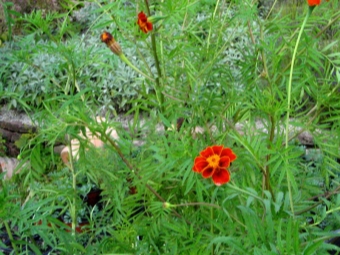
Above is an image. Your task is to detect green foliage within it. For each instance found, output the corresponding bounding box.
[1,0,340,254]
[1,1,21,41]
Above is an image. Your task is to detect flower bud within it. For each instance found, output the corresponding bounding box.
[100,31,122,56]
[163,202,172,209]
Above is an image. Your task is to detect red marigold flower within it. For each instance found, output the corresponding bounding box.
[192,145,237,186]
[137,11,153,33]
[307,0,321,6]
[100,31,122,56]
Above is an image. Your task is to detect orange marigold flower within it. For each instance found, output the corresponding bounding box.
[307,0,321,6]
[192,145,237,186]
[137,11,153,33]
[100,31,122,56]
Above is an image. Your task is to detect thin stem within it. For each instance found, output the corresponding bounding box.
[285,9,311,216]
[295,184,340,216]
[119,54,155,82]
[211,207,214,255]
[144,0,164,113]
[258,22,272,91]
[228,182,264,203]
[282,104,318,146]
[247,20,255,45]
[174,202,221,209]
[265,0,278,20]
[316,13,340,38]
[206,0,220,52]
[210,191,217,255]
[226,123,267,176]
[66,136,77,235]
[278,9,340,76]
[264,115,275,200]
[250,17,274,198]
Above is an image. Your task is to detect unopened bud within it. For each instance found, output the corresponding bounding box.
[100,31,122,56]
[163,202,172,209]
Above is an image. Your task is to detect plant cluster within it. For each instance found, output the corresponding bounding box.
[1,0,340,254]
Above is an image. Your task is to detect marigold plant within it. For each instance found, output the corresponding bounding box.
[1,0,340,254]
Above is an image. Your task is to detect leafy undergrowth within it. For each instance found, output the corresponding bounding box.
[1,0,340,254]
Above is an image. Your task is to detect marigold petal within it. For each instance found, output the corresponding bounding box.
[137,19,142,27]
[193,157,208,172]
[100,31,113,44]
[138,11,148,21]
[137,11,153,33]
[307,0,320,6]
[211,145,223,156]
[146,22,153,31]
[200,146,214,158]
[219,156,230,168]
[202,167,215,178]
[194,156,206,164]
[221,148,237,162]
[142,26,148,33]
[212,168,230,186]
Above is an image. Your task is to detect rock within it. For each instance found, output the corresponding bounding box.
[60,117,119,164]
[0,107,37,157]
[0,157,20,179]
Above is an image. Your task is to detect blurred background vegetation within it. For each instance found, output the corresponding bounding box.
[1,0,340,254]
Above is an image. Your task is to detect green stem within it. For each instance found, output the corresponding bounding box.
[210,191,216,255]
[228,182,264,203]
[66,136,77,235]
[264,115,275,200]
[206,0,220,52]
[295,184,340,216]
[119,54,155,82]
[265,0,278,20]
[174,202,221,209]
[144,0,164,113]
[71,173,77,235]
[316,12,340,38]
[285,8,311,216]
[211,207,214,255]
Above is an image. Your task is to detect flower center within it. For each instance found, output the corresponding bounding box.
[206,155,220,168]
